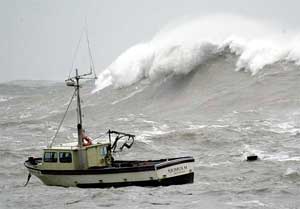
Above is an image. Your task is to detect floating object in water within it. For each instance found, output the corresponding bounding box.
[247,155,258,161]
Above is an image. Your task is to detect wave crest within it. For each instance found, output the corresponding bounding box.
[94,15,300,92]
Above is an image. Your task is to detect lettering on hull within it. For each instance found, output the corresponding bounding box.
[168,165,188,175]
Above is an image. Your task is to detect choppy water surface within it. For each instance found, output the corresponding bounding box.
[1,51,300,209]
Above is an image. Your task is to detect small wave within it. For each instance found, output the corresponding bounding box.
[141,119,158,124]
[226,200,267,207]
[0,96,14,103]
[150,202,170,206]
[137,124,174,144]
[0,150,22,160]
[186,124,207,130]
[116,117,130,122]
[269,122,300,135]
[65,199,82,205]
[248,120,300,136]
[19,112,32,119]
[284,168,300,180]
[149,124,171,135]
[111,87,145,105]
[198,161,233,168]
[264,154,300,162]
[186,123,229,131]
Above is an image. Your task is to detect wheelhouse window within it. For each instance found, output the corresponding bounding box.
[100,146,107,156]
[44,152,57,162]
[59,152,72,163]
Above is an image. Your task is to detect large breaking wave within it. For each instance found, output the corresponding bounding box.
[94,15,300,92]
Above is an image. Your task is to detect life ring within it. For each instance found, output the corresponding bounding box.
[82,136,93,146]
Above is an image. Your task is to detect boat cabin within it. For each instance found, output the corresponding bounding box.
[41,143,112,170]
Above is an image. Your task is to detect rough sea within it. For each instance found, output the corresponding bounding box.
[1,16,300,209]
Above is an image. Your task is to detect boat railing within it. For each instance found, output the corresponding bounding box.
[154,156,195,170]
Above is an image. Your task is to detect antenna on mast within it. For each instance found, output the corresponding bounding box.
[85,17,97,79]
[67,18,98,80]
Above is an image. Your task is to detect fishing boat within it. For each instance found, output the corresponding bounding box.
[24,69,195,188]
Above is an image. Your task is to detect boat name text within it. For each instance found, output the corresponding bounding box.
[168,165,188,175]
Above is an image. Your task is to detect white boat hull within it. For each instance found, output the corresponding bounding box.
[25,157,194,188]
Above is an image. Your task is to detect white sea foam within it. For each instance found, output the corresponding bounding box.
[116,117,130,122]
[187,124,207,130]
[19,112,32,119]
[142,119,158,124]
[264,153,300,162]
[284,167,300,177]
[140,125,173,137]
[137,124,174,144]
[0,97,8,102]
[262,121,300,135]
[226,200,267,207]
[111,87,145,105]
[198,161,233,168]
[94,15,300,92]
[0,96,13,103]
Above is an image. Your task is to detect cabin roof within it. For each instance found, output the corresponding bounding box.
[44,142,110,151]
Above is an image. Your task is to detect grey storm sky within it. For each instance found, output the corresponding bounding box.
[1,0,300,83]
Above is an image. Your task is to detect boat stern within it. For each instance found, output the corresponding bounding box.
[155,156,194,185]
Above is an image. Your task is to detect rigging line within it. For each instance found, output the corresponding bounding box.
[68,29,85,78]
[49,90,76,148]
[84,21,97,78]
[93,133,106,140]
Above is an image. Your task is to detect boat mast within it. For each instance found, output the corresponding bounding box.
[75,69,84,148]
[73,69,87,169]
